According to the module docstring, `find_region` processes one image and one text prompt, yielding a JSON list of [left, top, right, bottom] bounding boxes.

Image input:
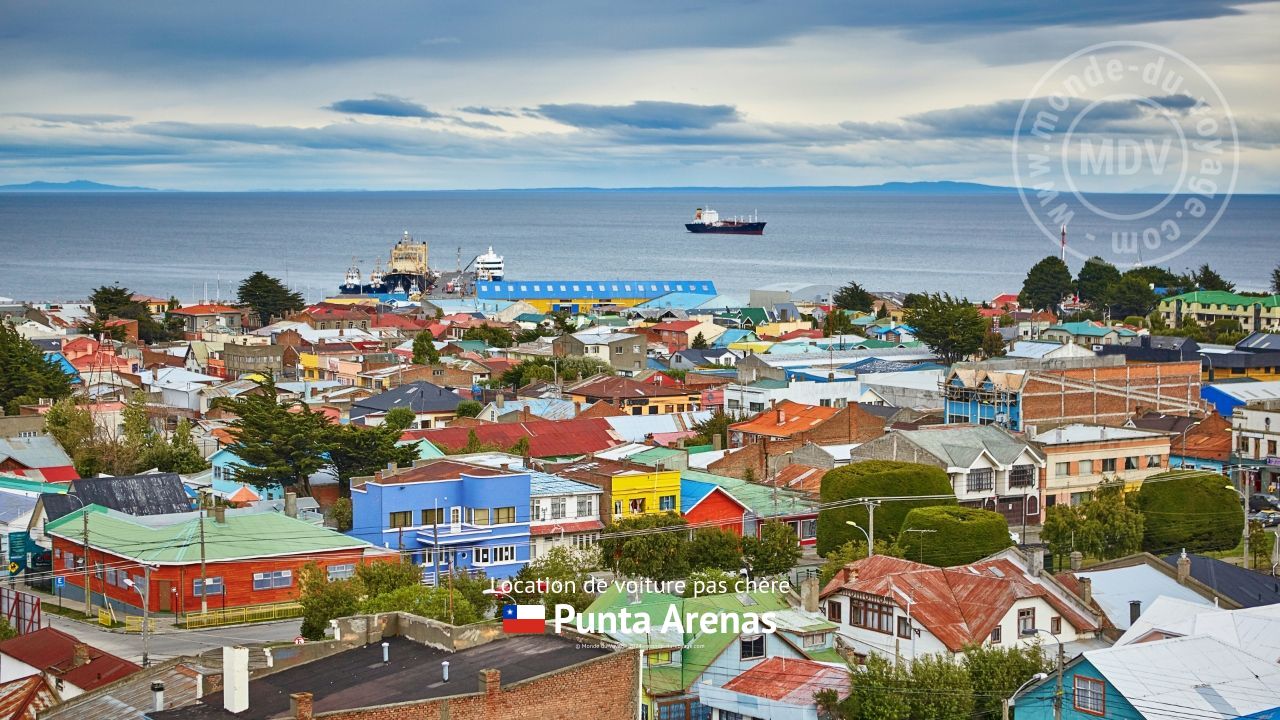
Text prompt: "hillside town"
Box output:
[[1, 255, 1280, 720]]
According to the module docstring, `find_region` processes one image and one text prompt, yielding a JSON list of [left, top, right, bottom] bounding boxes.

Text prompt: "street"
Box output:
[[41, 611, 304, 666]]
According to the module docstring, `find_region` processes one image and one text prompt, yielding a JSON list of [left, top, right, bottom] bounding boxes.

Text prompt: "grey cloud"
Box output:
[[533, 101, 740, 130], [6, 112, 133, 125], [460, 106, 519, 118], [326, 94, 442, 118]]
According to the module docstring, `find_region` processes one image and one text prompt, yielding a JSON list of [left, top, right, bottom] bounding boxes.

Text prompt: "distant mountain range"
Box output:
[[0, 180, 159, 192], [0, 179, 1016, 193]]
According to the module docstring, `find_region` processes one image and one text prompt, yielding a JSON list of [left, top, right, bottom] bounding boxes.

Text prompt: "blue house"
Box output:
[[348, 459, 531, 581], [208, 447, 285, 501], [1018, 635, 1280, 720]]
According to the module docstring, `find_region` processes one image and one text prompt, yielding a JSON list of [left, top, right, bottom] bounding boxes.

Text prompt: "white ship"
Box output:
[[474, 246, 505, 282]]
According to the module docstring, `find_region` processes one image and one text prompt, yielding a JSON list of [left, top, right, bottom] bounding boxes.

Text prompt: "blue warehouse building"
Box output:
[[476, 279, 717, 314]]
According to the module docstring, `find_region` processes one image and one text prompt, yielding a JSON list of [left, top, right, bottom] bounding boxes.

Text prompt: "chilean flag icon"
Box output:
[[502, 604, 546, 633]]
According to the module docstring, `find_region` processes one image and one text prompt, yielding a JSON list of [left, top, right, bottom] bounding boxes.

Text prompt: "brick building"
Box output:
[[724, 400, 886, 478], [1031, 424, 1171, 519]]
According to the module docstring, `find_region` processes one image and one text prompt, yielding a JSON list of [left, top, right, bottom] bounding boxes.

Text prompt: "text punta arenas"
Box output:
[[553, 604, 779, 636]]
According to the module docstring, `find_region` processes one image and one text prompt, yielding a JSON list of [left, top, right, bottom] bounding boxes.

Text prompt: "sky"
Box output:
[[1, 1, 1277, 191]]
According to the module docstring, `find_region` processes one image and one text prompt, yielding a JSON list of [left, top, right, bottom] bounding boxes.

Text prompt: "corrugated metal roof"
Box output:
[[404, 417, 621, 457], [720, 656, 848, 704], [1032, 423, 1167, 445], [478, 280, 716, 300], [603, 411, 713, 442], [0, 436, 74, 471]]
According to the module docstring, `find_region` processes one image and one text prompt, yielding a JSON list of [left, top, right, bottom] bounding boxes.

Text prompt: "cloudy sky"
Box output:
[[1, 0, 1277, 190]]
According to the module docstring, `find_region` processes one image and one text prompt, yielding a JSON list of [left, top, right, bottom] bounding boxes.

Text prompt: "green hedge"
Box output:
[[1134, 470, 1243, 554], [896, 506, 1013, 566], [817, 461, 955, 556]]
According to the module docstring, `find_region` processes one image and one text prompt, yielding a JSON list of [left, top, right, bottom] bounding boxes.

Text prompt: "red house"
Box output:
[[46, 506, 395, 615], [681, 478, 749, 535]]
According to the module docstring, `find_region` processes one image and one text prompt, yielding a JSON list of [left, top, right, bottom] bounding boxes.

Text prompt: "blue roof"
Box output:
[[492, 398, 578, 421], [680, 479, 718, 511], [634, 291, 723, 310], [530, 472, 602, 497], [477, 280, 716, 301], [713, 329, 758, 346]]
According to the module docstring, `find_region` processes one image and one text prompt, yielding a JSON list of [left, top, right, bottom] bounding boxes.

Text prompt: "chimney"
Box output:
[[442, 661, 450, 682], [1069, 550, 1083, 571], [522, 406, 532, 422], [72, 644, 90, 668], [1029, 547, 1044, 577], [776, 408, 785, 425], [1079, 577, 1092, 605], [214, 505, 226, 524], [499, 462, 510, 471], [713, 434, 723, 451], [151, 682, 165, 713], [1176, 549, 1191, 584], [223, 646, 250, 714], [800, 575, 819, 613], [496, 393, 505, 409], [290, 692, 314, 720], [1129, 600, 1142, 625], [480, 669, 501, 696], [284, 492, 298, 519], [381, 641, 390, 663], [574, 401, 582, 417]]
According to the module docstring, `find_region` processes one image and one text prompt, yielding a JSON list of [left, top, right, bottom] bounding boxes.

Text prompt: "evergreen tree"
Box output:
[[1272, 263, 1280, 293], [455, 399, 483, 418], [214, 376, 333, 494], [326, 417, 418, 495], [86, 285, 177, 343], [690, 410, 732, 445], [833, 281, 874, 312], [461, 324, 514, 348], [1191, 263, 1235, 292], [980, 330, 1007, 359], [902, 293, 986, 364], [1076, 256, 1121, 307], [1109, 273, 1159, 318], [690, 331, 708, 349], [411, 332, 439, 365], [236, 271, 304, 326], [0, 322, 73, 414], [1018, 256, 1074, 311]]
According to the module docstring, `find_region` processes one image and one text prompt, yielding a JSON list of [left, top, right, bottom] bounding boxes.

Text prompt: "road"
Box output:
[[42, 611, 304, 666]]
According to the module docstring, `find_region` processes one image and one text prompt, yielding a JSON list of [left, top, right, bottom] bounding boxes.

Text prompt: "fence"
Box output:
[[0, 586, 41, 635], [182, 601, 303, 629], [124, 616, 158, 633]]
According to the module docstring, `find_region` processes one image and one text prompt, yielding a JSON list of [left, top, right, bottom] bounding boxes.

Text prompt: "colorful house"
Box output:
[[553, 458, 683, 520], [208, 447, 285, 501], [680, 479, 748, 535]]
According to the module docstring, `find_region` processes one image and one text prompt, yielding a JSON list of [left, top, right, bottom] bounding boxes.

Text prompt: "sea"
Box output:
[[0, 190, 1276, 304]]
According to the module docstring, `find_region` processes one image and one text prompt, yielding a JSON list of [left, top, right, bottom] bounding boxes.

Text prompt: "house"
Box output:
[[1230, 398, 1280, 493], [602, 410, 712, 443], [1125, 411, 1231, 472], [726, 400, 886, 479], [1114, 594, 1280, 651], [0, 436, 78, 483], [552, 329, 646, 374], [0, 674, 59, 718], [48, 505, 392, 614], [404, 417, 622, 458], [0, 627, 138, 699], [681, 469, 819, 546], [681, 479, 749, 535], [551, 458, 682, 521], [288, 302, 371, 330], [348, 381, 460, 428], [1030, 424, 1171, 517], [39, 658, 207, 719], [1005, 340, 1097, 360], [649, 319, 726, 353], [207, 448, 286, 502], [221, 343, 290, 379], [169, 304, 243, 334], [584, 586, 839, 720], [149, 615, 638, 720], [348, 460, 531, 581], [565, 375, 701, 415], [1017, 635, 1280, 720], [820, 552, 1102, 662], [713, 329, 760, 347], [1159, 552, 1280, 607], [1039, 321, 1138, 348], [848, 425, 1045, 530], [697, 656, 849, 720], [476, 396, 580, 422], [1202, 378, 1280, 418], [669, 347, 742, 371], [1157, 289, 1280, 332], [29, 473, 195, 547]]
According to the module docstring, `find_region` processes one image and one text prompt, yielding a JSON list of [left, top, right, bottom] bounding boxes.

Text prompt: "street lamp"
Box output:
[[845, 521, 872, 558], [1225, 485, 1250, 568], [122, 565, 154, 668], [1020, 628, 1064, 720], [1004, 672, 1049, 720]]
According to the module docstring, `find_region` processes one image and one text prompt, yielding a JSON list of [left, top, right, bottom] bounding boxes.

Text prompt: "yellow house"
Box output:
[[729, 340, 775, 354], [558, 460, 682, 520], [1158, 291, 1280, 332], [756, 320, 811, 338], [297, 351, 322, 381]]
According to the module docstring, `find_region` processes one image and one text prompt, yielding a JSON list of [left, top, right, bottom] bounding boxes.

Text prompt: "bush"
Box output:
[[817, 461, 955, 556], [1134, 471, 1244, 554], [895, 506, 1013, 566]]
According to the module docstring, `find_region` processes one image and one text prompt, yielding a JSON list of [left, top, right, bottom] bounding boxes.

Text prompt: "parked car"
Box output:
[[1249, 493, 1280, 512], [1248, 510, 1280, 528]]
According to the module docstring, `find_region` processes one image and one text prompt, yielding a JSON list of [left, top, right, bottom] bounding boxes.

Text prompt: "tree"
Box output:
[[1134, 471, 1243, 553], [86, 285, 180, 343], [331, 497, 353, 532], [461, 324, 514, 348], [0, 322, 73, 414], [686, 528, 743, 572], [383, 407, 417, 431], [412, 332, 439, 365], [1248, 520, 1271, 570], [902, 293, 986, 364], [143, 418, 210, 474], [0, 618, 16, 641], [508, 545, 595, 612], [237, 271, 304, 326], [455, 399, 482, 418], [1272, 263, 1280, 293], [215, 376, 333, 494], [823, 310, 857, 338], [354, 559, 423, 599], [905, 654, 974, 720], [690, 411, 732, 447], [962, 644, 1052, 720], [326, 422, 418, 495], [298, 562, 363, 640], [895, 506, 1013, 566], [682, 568, 740, 597], [834, 281, 874, 313], [819, 539, 899, 585], [1019, 256, 1073, 311], [1191, 263, 1235, 292], [1109, 273, 1159, 318], [499, 356, 613, 388], [980, 330, 1006, 359], [43, 399, 102, 477], [447, 570, 495, 619], [817, 461, 955, 556], [742, 521, 801, 577], [1041, 481, 1143, 563], [1076, 256, 1121, 307], [825, 654, 910, 720], [360, 584, 480, 625], [599, 513, 689, 581], [691, 331, 708, 349]]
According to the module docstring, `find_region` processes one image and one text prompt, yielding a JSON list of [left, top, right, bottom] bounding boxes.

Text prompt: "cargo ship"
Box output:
[[338, 231, 438, 295], [685, 208, 766, 235]]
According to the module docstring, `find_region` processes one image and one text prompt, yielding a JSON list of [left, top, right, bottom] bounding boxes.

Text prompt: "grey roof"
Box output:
[[1005, 340, 1067, 359], [0, 435, 74, 469], [1237, 331, 1280, 352], [894, 425, 1038, 467], [42, 660, 205, 720], [40, 473, 193, 521], [350, 381, 461, 420], [1161, 553, 1280, 608], [1074, 563, 1214, 630], [1032, 424, 1167, 445], [0, 493, 37, 524]]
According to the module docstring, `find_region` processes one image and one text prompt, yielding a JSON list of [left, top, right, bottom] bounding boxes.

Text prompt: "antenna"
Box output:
[[1060, 225, 1067, 263]]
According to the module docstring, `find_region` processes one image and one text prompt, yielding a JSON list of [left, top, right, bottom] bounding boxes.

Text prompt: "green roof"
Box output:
[[627, 447, 686, 465], [514, 313, 546, 323], [47, 507, 377, 564], [0, 475, 66, 494], [684, 444, 715, 455], [681, 469, 817, 516], [747, 378, 788, 389], [399, 438, 446, 460], [1160, 290, 1280, 309], [1046, 321, 1135, 337]]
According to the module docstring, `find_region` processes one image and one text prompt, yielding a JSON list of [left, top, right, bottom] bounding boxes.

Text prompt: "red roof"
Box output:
[[820, 555, 1099, 652], [0, 675, 58, 720], [530, 519, 604, 536], [404, 418, 622, 458], [0, 627, 139, 692], [12, 466, 80, 482], [370, 313, 428, 330], [171, 304, 240, 316], [650, 320, 700, 332], [570, 375, 690, 399], [304, 303, 372, 320], [775, 328, 824, 341], [768, 464, 826, 495], [730, 400, 840, 438], [367, 460, 506, 485], [722, 657, 849, 704]]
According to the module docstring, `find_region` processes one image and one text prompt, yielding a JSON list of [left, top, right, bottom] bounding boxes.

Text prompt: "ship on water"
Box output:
[[338, 231, 437, 296], [473, 246, 504, 282], [685, 207, 766, 235]]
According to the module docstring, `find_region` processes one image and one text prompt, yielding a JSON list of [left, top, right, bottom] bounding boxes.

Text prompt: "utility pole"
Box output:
[[140, 565, 152, 667], [1054, 641, 1064, 720], [82, 508, 92, 617], [199, 512, 208, 614], [854, 499, 881, 556]]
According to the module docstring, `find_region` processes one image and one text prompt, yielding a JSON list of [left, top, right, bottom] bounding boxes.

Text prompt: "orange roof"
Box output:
[[172, 304, 240, 315], [730, 400, 839, 438], [722, 657, 849, 704], [768, 464, 826, 495], [227, 485, 260, 503], [650, 320, 700, 332]]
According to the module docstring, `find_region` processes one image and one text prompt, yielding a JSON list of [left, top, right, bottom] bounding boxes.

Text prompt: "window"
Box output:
[[740, 634, 765, 660], [1055, 462, 1071, 476], [194, 577, 225, 595], [614, 346, 623, 354], [851, 599, 895, 634], [63, 553, 76, 570], [1078, 460, 1094, 475], [647, 650, 672, 666], [659, 495, 676, 511], [493, 506, 516, 524], [470, 508, 490, 526], [1018, 608, 1035, 635], [475, 545, 517, 565], [1009, 464, 1036, 488], [252, 570, 292, 590], [629, 498, 646, 514], [327, 564, 355, 581], [990, 625, 1002, 643], [1073, 676, 1106, 715], [422, 508, 443, 526], [1101, 458, 1116, 473], [897, 616, 912, 639], [389, 511, 412, 528], [967, 468, 994, 493], [613, 501, 623, 516], [800, 518, 817, 539], [105, 568, 117, 586], [803, 632, 828, 648], [531, 501, 545, 522], [1124, 456, 1139, 470], [1051, 616, 1062, 634], [551, 497, 566, 520], [577, 496, 593, 516], [1146, 454, 1162, 468], [827, 600, 843, 623]]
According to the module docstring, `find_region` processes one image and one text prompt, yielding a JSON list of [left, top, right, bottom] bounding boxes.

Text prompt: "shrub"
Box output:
[[1134, 471, 1244, 553], [895, 506, 1013, 566], [817, 461, 955, 556]]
